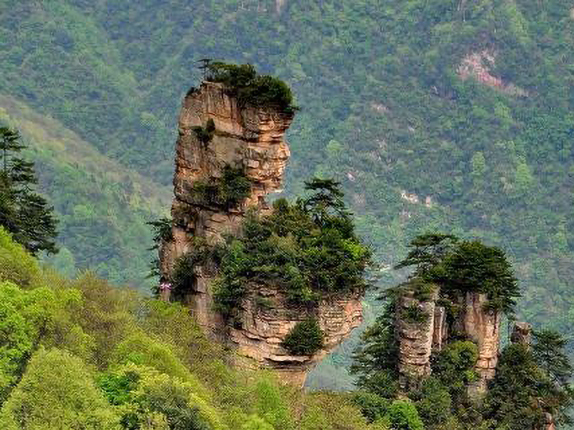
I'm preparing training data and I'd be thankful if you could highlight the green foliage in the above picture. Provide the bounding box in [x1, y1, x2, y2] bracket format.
[252, 377, 295, 430]
[281, 318, 324, 356]
[193, 119, 216, 146]
[402, 303, 429, 325]
[299, 392, 374, 430]
[432, 341, 478, 406]
[0, 240, 385, 430]
[351, 300, 399, 398]
[207, 63, 296, 113]
[0, 227, 40, 288]
[532, 329, 573, 386]
[112, 332, 194, 383]
[148, 218, 173, 248]
[431, 241, 520, 314]
[395, 234, 459, 275]
[0, 280, 85, 402]
[0, 127, 58, 255]
[398, 234, 520, 314]
[352, 392, 390, 423]
[484, 342, 573, 430]
[4, 3, 574, 367]
[170, 239, 214, 301]
[409, 378, 452, 428]
[386, 400, 424, 430]
[0, 347, 120, 430]
[98, 370, 140, 406]
[147, 217, 173, 281]
[241, 415, 274, 430]
[190, 165, 251, 209]
[99, 365, 217, 430]
[213, 179, 371, 318]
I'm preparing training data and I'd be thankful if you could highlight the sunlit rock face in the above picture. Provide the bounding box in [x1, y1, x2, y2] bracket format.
[160, 82, 363, 386]
[396, 288, 501, 397]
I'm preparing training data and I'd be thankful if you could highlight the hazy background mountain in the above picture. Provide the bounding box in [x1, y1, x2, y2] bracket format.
[2, 0, 574, 388]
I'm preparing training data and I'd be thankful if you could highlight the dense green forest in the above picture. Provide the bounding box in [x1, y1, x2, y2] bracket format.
[0, 227, 389, 430]
[2, 0, 574, 386]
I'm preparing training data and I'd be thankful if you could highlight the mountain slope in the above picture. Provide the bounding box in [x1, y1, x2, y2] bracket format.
[0, 95, 170, 285]
[2, 0, 574, 382]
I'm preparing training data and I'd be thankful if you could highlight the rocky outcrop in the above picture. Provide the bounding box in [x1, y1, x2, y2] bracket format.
[458, 292, 501, 397]
[396, 288, 501, 397]
[511, 321, 533, 346]
[160, 81, 363, 386]
[397, 288, 438, 390]
[161, 81, 293, 331]
[457, 50, 528, 97]
[231, 287, 363, 387]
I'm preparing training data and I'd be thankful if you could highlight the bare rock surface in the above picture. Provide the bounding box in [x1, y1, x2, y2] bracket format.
[397, 289, 438, 390]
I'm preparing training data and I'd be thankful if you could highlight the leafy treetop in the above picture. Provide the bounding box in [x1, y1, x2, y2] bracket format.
[209, 178, 371, 319]
[397, 233, 520, 314]
[206, 62, 297, 113]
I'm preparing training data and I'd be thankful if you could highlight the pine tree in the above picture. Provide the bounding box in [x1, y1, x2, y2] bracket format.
[533, 329, 573, 386]
[0, 127, 58, 255]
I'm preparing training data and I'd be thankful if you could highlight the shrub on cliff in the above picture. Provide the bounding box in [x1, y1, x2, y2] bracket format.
[282, 318, 324, 356]
[193, 119, 216, 147]
[206, 62, 296, 113]
[190, 165, 251, 210]
[212, 178, 371, 318]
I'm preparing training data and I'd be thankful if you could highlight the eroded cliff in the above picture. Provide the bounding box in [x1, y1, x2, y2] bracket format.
[396, 287, 501, 397]
[160, 80, 364, 386]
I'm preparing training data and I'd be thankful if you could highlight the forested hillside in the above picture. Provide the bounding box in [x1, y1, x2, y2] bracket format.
[0, 227, 384, 430]
[2, 0, 574, 384]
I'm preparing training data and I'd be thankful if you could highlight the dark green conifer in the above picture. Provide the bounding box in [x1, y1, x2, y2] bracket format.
[0, 127, 58, 255]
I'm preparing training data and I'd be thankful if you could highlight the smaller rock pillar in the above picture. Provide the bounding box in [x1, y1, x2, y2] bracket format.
[511, 322, 533, 346]
[397, 288, 438, 391]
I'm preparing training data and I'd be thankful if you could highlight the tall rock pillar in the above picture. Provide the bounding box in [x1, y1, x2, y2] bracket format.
[459, 292, 501, 397]
[160, 81, 364, 386]
[397, 288, 439, 391]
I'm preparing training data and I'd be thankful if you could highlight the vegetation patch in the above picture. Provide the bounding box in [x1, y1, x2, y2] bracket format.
[212, 178, 371, 319]
[189, 165, 251, 209]
[282, 318, 324, 356]
[192, 119, 216, 147]
[170, 239, 214, 302]
[397, 233, 520, 314]
[402, 303, 428, 325]
[207, 62, 297, 113]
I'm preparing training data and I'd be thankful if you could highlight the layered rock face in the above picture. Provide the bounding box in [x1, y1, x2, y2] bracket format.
[458, 293, 501, 396]
[160, 81, 363, 385]
[396, 289, 438, 390]
[231, 287, 363, 387]
[397, 288, 501, 397]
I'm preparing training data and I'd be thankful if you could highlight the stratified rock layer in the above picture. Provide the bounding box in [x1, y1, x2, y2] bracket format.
[458, 292, 501, 396]
[396, 289, 438, 390]
[397, 288, 501, 397]
[160, 82, 363, 386]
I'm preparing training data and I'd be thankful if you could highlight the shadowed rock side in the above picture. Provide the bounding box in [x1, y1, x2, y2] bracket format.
[160, 82, 363, 386]
[458, 292, 501, 396]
